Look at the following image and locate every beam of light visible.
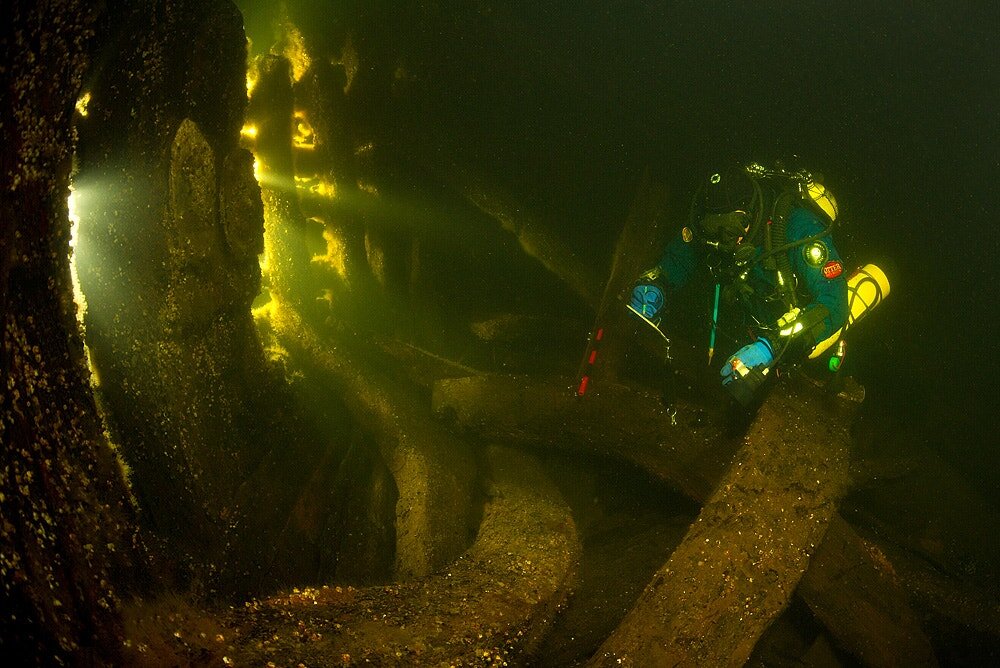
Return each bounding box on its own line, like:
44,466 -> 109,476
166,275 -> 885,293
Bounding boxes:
84,343 -> 102,388
67,185 -> 88,325
75,92 -> 91,117
67,179 -> 136,503
246,73 -> 258,97
240,124 -> 258,140
251,157 -> 288,190
257,199 -> 272,279
67,182 -> 104,392
252,171 -> 277,317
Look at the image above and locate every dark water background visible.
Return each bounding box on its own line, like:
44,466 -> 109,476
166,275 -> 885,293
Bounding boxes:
238,1 -> 1000,499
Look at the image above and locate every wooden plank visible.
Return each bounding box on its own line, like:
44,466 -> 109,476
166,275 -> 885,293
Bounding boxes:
434,372 -> 940,665
799,516 -> 938,666
433,373 -> 735,502
276,304 -> 479,580
582,172 -> 670,385
590,377 -> 852,666
227,446 -> 580,666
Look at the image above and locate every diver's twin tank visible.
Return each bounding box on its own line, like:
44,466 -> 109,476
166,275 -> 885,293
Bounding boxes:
810,263 -> 891,358
796,174 -> 890,358
797,176 -> 838,222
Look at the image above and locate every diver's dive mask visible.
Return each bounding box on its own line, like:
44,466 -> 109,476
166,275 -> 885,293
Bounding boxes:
698,209 -> 751,263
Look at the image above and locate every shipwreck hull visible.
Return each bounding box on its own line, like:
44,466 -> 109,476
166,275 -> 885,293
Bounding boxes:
3,3 -> 999,666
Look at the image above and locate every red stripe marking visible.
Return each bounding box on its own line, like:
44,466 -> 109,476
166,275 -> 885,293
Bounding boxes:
588,350 -> 598,364
577,376 -> 589,395
595,328 -> 604,341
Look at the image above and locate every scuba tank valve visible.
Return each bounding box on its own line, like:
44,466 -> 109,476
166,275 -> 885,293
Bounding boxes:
828,339 -> 847,372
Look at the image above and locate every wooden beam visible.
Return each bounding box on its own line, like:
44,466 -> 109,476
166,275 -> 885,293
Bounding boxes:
592,377 -> 851,666
434,372 -> 939,665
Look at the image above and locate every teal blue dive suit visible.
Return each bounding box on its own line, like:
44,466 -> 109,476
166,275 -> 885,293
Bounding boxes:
630,166 -> 850,404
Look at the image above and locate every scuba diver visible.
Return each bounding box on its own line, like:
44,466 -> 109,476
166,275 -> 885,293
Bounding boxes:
628,162 -> 887,407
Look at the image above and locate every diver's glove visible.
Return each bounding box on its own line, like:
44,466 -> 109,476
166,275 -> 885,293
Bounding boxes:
721,338 -> 773,387
628,269 -> 666,322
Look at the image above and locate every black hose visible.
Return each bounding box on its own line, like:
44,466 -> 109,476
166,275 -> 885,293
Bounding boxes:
756,206 -> 836,265
766,190 -> 802,308
744,177 -> 766,246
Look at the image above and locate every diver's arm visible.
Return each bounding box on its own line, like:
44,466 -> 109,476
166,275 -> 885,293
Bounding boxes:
654,227 -> 701,290
630,227 -> 700,323
784,208 -> 849,348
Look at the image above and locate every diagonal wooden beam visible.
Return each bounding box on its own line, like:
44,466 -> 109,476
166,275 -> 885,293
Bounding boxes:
434,372 -> 938,666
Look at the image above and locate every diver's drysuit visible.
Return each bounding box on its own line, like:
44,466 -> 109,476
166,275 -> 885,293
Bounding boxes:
657,203 -> 849,351
632,164 -> 852,405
